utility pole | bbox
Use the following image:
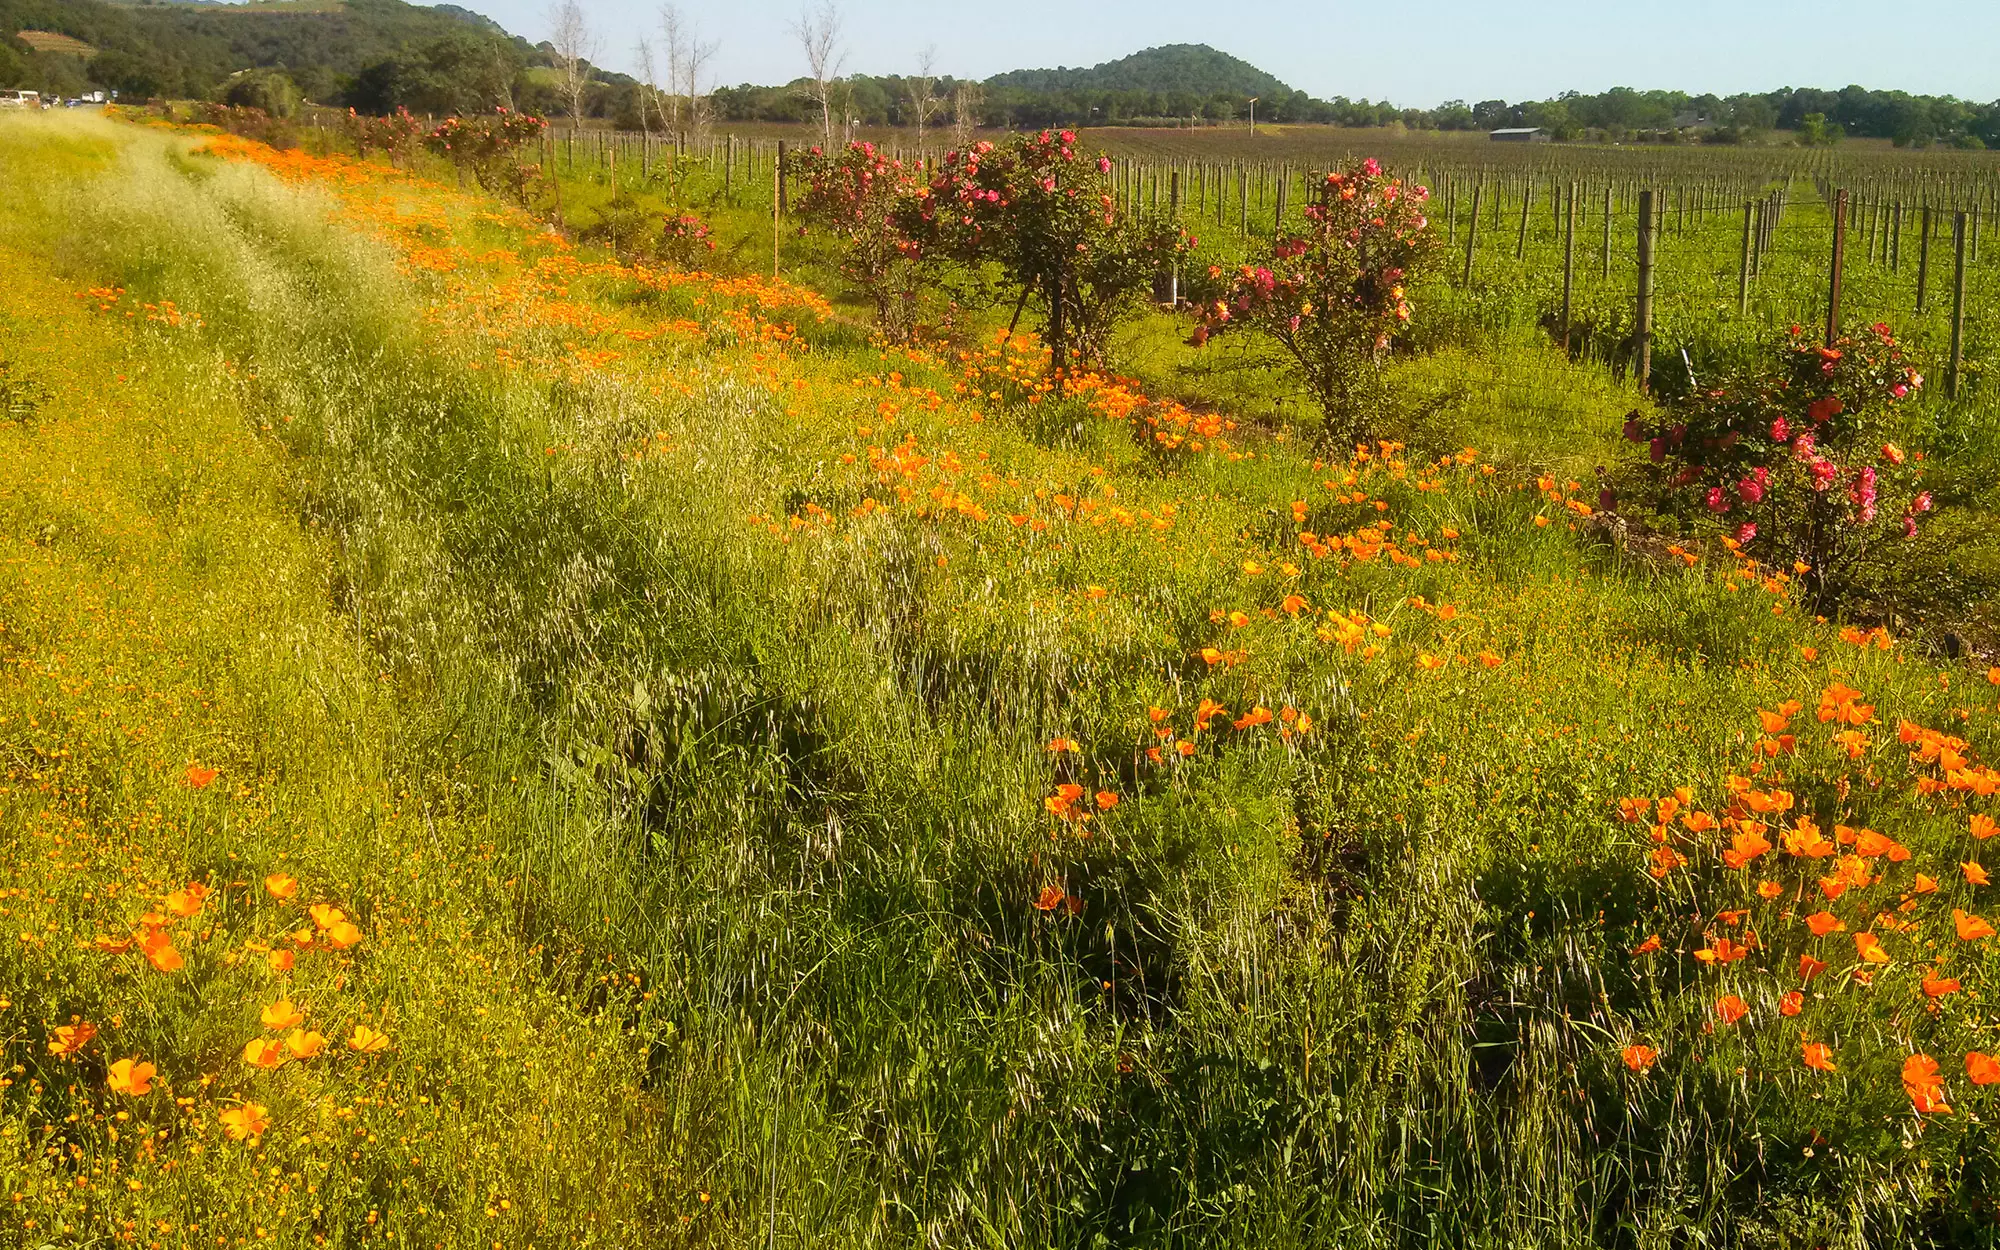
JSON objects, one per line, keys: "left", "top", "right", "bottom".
{"left": 1247, "top": 97, "right": 1257, "bottom": 138}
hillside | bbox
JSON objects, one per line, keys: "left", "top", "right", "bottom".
{"left": 0, "top": 0, "right": 541, "bottom": 106}
{"left": 985, "top": 43, "right": 1294, "bottom": 100}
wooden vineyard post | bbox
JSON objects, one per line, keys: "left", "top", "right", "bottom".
{"left": 1738, "top": 201, "right": 1754, "bottom": 316}
{"left": 776, "top": 141, "right": 788, "bottom": 215}
{"left": 1169, "top": 170, "right": 1181, "bottom": 307}
{"left": 1917, "top": 204, "right": 1932, "bottom": 314}
{"left": 1514, "top": 181, "right": 1531, "bottom": 260}
{"left": 1892, "top": 202, "right": 1902, "bottom": 272}
{"left": 1600, "top": 186, "right": 1612, "bottom": 278}
{"left": 1751, "top": 201, "right": 1764, "bottom": 280}
{"left": 1561, "top": 181, "right": 1576, "bottom": 347}
{"left": 1239, "top": 169, "right": 1248, "bottom": 235}
{"left": 1446, "top": 179, "right": 1456, "bottom": 249}
{"left": 1950, "top": 211, "right": 1968, "bottom": 399}
{"left": 1825, "top": 189, "right": 1847, "bottom": 346}
{"left": 1462, "top": 183, "right": 1482, "bottom": 286}
{"left": 773, "top": 149, "right": 783, "bottom": 280}
{"left": 1635, "top": 189, "right": 1656, "bottom": 393}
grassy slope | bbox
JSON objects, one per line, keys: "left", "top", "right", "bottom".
{"left": 3, "top": 112, "right": 2000, "bottom": 1248}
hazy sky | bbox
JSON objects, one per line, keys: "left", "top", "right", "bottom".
{"left": 463, "top": 0, "right": 2000, "bottom": 107}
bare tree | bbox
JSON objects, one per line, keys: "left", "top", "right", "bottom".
{"left": 547, "top": 0, "right": 599, "bottom": 122}
{"left": 906, "top": 44, "right": 940, "bottom": 144}
{"left": 659, "top": 4, "right": 718, "bottom": 137}
{"left": 791, "top": 1, "right": 844, "bottom": 149}
{"left": 951, "top": 81, "right": 981, "bottom": 146}
{"left": 683, "top": 27, "right": 718, "bottom": 140}
{"left": 635, "top": 38, "right": 661, "bottom": 136}
{"left": 660, "top": 3, "right": 685, "bottom": 131}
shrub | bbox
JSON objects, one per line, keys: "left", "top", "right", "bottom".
{"left": 219, "top": 70, "right": 302, "bottom": 121}
{"left": 786, "top": 142, "right": 928, "bottom": 340}
{"left": 348, "top": 107, "right": 425, "bottom": 166}
{"left": 1621, "top": 324, "right": 1931, "bottom": 608}
{"left": 1184, "top": 158, "right": 1435, "bottom": 449}
{"left": 902, "top": 130, "right": 1189, "bottom": 378}
{"left": 656, "top": 212, "right": 716, "bottom": 270}
{"left": 423, "top": 109, "right": 547, "bottom": 206}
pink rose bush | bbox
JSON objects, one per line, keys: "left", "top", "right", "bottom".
{"left": 1622, "top": 324, "right": 1930, "bottom": 606}
{"left": 1184, "top": 158, "right": 1433, "bottom": 447}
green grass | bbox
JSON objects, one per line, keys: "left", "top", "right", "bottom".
{"left": 5, "top": 109, "right": 2000, "bottom": 1249}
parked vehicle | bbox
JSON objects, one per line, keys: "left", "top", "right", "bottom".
{"left": 0, "top": 90, "right": 43, "bottom": 110}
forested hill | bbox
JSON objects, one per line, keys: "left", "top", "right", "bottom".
{"left": 0, "top": 0, "right": 545, "bottom": 110}
{"left": 986, "top": 44, "right": 1293, "bottom": 101}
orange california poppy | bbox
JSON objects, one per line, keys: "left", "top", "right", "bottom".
{"left": 47, "top": 1022, "right": 97, "bottom": 1058}
{"left": 1974, "top": 815, "right": 1999, "bottom": 840}
{"left": 322, "top": 920, "right": 363, "bottom": 950}
{"left": 1903, "top": 1054, "right": 1952, "bottom": 1114}
{"left": 1756, "top": 880, "right": 1785, "bottom": 900}
{"left": 285, "top": 1029, "right": 327, "bottom": 1060}
{"left": 1722, "top": 830, "right": 1773, "bottom": 870}
{"left": 106, "top": 1057, "right": 155, "bottom": 1096}
{"left": 1853, "top": 932, "right": 1891, "bottom": 964}
{"left": 1783, "top": 823, "right": 1835, "bottom": 858}
{"left": 1912, "top": 873, "right": 1940, "bottom": 895}
{"left": 1046, "top": 737, "right": 1077, "bottom": 754}
{"left": 1695, "top": 937, "right": 1751, "bottom": 965}
{"left": 1967, "top": 862, "right": 1992, "bottom": 887}
{"left": 185, "top": 763, "right": 218, "bottom": 789}
{"left": 347, "top": 1024, "right": 391, "bottom": 1054}
{"left": 163, "top": 883, "right": 207, "bottom": 919}
{"left": 1632, "top": 934, "right": 1662, "bottom": 955}
{"left": 1967, "top": 1052, "right": 2000, "bottom": 1086}
{"left": 308, "top": 904, "right": 346, "bottom": 931}
{"left": 268, "top": 949, "right": 295, "bottom": 973}
{"left": 1620, "top": 1044, "right": 1657, "bottom": 1073}
{"left": 1802, "top": 1041, "right": 1837, "bottom": 1072}
{"left": 1804, "top": 911, "right": 1845, "bottom": 937}
{"left": 241, "top": 1037, "right": 287, "bottom": 1070}
{"left": 1799, "top": 953, "right": 1830, "bottom": 980}
{"left": 260, "top": 999, "right": 303, "bottom": 1031}
{"left": 1955, "top": 909, "right": 1997, "bottom": 941}
{"left": 1779, "top": 990, "right": 1804, "bottom": 1017}
{"left": 218, "top": 1103, "right": 270, "bottom": 1141}
{"left": 1715, "top": 995, "right": 1749, "bottom": 1025}
{"left": 1923, "top": 972, "right": 1962, "bottom": 998}
{"left": 264, "top": 874, "right": 300, "bottom": 901}
{"left": 1094, "top": 791, "right": 1119, "bottom": 810}
{"left": 1852, "top": 829, "right": 1909, "bottom": 861}
{"left": 139, "top": 929, "right": 183, "bottom": 974}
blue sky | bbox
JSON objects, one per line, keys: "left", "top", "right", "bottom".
{"left": 465, "top": 0, "right": 2000, "bottom": 106}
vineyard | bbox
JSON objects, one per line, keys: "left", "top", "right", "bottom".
{"left": 3, "top": 103, "right": 2000, "bottom": 1250}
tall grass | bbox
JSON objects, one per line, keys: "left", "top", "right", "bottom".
{"left": 2, "top": 111, "right": 1996, "bottom": 1248}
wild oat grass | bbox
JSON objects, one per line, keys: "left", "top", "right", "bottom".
{"left": 1, "top": 111, "right": 1997, "bottom": 1249}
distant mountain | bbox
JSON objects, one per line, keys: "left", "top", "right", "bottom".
{"left": 984, "top": 44, "right": 1294, "bottom": 101}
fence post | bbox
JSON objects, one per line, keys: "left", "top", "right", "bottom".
{"left": 1600, "top": 185, "right": 1612, "bottom": 278}
{"left": 1635, "top": 189, "right": 1656, "bottom": 393}
{"left": 1916, "top": 204, "right": 1932, "bottom": 314}
{"left": 1561, "top": 181, "right": 1576, "bottom": 347}
{"left": 1738, "top": 201, "right": 1753, "bottom": 316}
{"left": 1891, "top": 201, "right": 1902, "bottom": 272}
{"left": 1950, "top": 210, "right": 1968, "bottom": 399}
{"left": 1462, "top": 183, "right": 1482, "bottom": 286}
{"left": 1825, "top": 189, "right": 1846, "bottom": 346}
{"left": 1169, "top": 170, "right": 1182, "bottom": 306}
{"left": 1514, "top": 180, "right": 1531, "bottom": 260}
